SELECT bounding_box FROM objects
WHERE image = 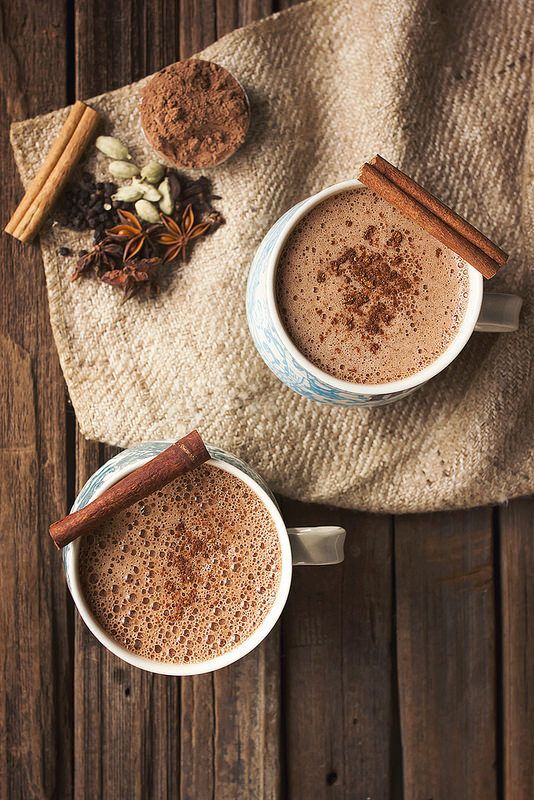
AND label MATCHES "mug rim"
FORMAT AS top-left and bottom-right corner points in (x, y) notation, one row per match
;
(64, 447), (292, 676)
(266, 178), (484, 395)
